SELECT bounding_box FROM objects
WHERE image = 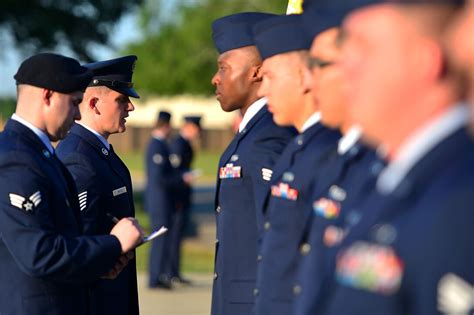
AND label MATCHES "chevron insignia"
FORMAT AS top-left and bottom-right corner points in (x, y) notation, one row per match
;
(78, 191), (87, 211)
(262, 168), (273, 182)
(9, 191), (42, 212)
(438, 273), (474, 315)
(219, 163), (241, 179)
(271, 182), (298, 201)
